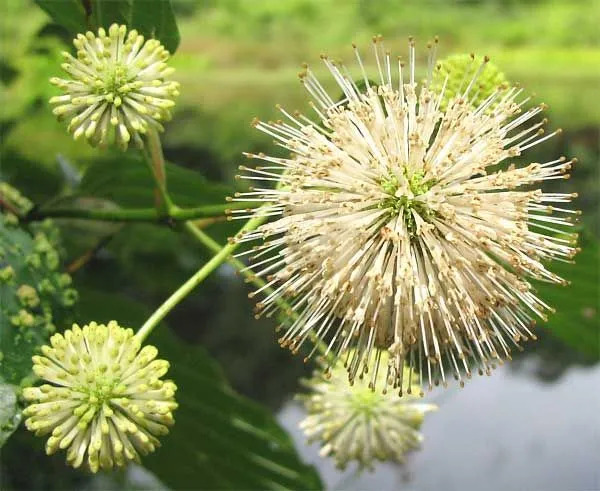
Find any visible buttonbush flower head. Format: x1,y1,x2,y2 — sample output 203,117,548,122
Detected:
299,349,436,469
233,37,579,394
49,24,180,150
23,321,177,472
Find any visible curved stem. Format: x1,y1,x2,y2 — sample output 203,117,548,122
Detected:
183,221,332,361
134,215,266,343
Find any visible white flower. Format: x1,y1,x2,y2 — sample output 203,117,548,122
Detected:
23,321,177,472
49,24,179,150
233,38,579,393
299,349,436,469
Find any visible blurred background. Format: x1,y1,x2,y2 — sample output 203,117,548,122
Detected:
1,0,598,490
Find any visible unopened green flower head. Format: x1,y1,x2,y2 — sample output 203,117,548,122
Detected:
49,24,180,150
431,53,508,110
299,350,436,470
23,321,177,472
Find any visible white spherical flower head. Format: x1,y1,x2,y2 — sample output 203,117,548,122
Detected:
23,321,178,472
299,350,436,470
49,24,180,150
234,37,579,393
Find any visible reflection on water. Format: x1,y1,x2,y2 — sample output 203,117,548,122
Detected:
279,361,600,491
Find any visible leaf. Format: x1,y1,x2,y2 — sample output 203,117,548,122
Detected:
34,0,89,35
78,155,232,208
77,289,322,490
130,0,180,53
0,383,21,448
144,328,323,490
88,0,130,29
34,0,180,54
535,237,599,359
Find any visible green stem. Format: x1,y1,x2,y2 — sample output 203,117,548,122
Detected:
143,129,174,213
184,221,267,289
183,221,332,361
134,215,266,343
29,202,247,223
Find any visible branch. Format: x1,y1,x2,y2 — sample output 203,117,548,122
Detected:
183,221,333,362
135,214,267,342
27,202,248,223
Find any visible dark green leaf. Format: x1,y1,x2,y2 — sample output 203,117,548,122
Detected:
130,0,180,53
34,0,89,35
35,0,128,33
536,237,599,359
78,155,231,208
145,328,323,490
0,383,21,448
34,0,180,54
89,0,130,29
77,289,322,490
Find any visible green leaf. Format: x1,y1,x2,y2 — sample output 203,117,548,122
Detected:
145,328,323,490
0,383,21,448
130,0,180,53
34,0,89,35
73,154,240,253
76,289,322,490
88,0,130,29
34,0,180,53
535,237,599,359
78,155,232,208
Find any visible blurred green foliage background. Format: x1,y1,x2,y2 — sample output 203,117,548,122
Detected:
0,0,598,489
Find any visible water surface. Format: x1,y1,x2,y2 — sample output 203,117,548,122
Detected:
279,360,600,490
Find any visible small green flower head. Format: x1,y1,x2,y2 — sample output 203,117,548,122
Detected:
0,182,34,216
49,24,180,150
298,350,436,470
431,53,508,111
23,321,178,472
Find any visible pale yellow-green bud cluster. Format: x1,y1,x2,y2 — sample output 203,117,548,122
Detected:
49,24,179,150
23,321,177,472
298,350,436,470
431,53,508,110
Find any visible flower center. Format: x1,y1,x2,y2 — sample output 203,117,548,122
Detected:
378,170,435,235
98,63,130,97
349,387,381,416
80,369,122,409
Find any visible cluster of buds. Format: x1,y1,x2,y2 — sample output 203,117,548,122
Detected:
23,321,177,472
49,24,179,150
299,350,436,470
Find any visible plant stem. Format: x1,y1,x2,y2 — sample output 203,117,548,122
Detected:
183,221,332,361
144,129,174,213
134,215,266,343
184,221,266,288
28,202,246,223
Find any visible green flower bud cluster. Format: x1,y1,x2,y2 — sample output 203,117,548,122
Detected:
49,24,180,150
0,184,77,386
0,182,34,217
298,350,437,470
431,53,508,111
23,321,178,472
